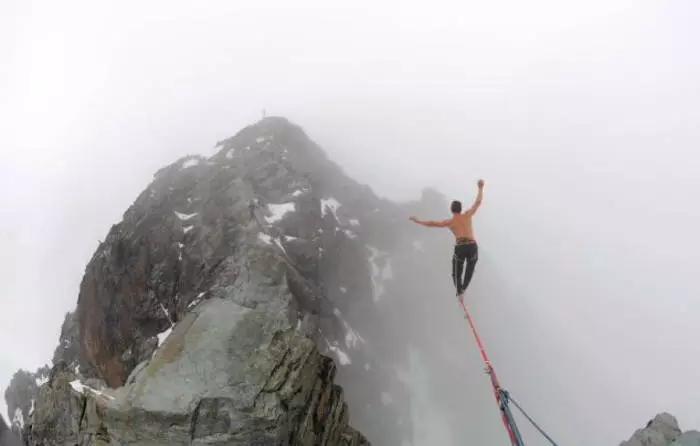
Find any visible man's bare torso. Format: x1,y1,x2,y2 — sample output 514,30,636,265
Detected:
448,213,476,241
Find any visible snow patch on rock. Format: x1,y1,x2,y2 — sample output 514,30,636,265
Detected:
265,202,296,223
321,197,342,219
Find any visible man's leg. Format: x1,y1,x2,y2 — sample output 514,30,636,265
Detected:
452,252,465,295
460,244,479,293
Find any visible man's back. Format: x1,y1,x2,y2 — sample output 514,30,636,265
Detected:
448,213,476,241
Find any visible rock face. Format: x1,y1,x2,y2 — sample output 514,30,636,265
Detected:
1,416,20,446
620,413,700,446
19,324,368,445
8,117,394,445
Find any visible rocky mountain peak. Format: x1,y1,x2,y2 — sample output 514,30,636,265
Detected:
4,117,699,445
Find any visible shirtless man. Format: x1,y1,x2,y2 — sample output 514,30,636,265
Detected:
410,179,485,301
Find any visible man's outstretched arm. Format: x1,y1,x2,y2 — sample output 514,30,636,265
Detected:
409,216,451,227
465,179,485,216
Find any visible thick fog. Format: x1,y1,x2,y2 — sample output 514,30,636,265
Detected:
2,0,700,444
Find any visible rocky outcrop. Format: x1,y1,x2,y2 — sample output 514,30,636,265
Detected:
21,317,368,445
3,366,50,439
620,413,700,446
0,416,20,446
10,117,385,445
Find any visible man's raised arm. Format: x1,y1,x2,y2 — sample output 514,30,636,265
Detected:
409,216,451,227
465,179,485,216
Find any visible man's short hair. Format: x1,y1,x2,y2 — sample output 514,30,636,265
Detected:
450,200,462,214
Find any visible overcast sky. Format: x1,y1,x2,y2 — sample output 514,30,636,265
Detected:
2,0,700,444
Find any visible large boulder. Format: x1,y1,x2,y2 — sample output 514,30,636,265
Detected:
23,302,368,445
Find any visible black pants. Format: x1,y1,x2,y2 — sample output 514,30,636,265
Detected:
452,240,478,295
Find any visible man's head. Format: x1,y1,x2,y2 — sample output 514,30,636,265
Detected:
450,200,462,214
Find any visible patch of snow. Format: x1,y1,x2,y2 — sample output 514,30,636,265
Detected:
174,211,198,221
243,145,250,151
69,380,86,394
181,158,200,169
285,235,299,242
225,148,235,159
92,388,114,401
320,197,342,219
255,136,266,143
344,325,364,349
368,246,383,301
367,246,393,301
74,364,80,374
365,363,371,371
160,303,174,325
273,238,288,255
265,202,296,223
183,225,194,234
69,380,114,401
29,399,35,416
13,407,23,428
412,240,425,251
327,342,351,365
339,286,347,294
157,302,174,345
381,392,393,405
343,229,358,239
291,189,305,197
157,326,173,346
160,303,169,318
258,233,273,244
187,291,206,310
177,242,184,261
333,308,365,349
349,218,360,226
